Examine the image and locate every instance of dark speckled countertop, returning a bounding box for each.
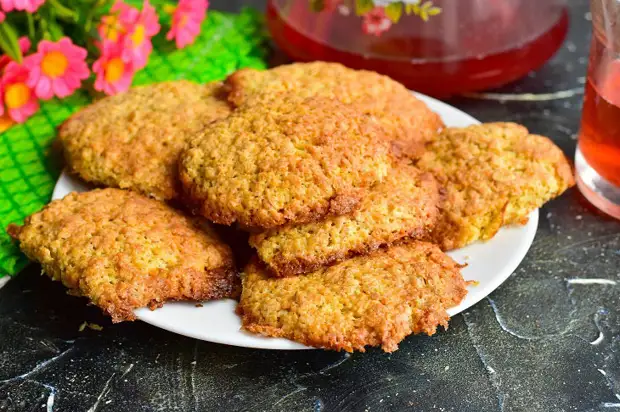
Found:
[2,1,620,411]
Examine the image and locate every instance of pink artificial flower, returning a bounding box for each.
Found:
[24,37,89,100]
[362,7,392,37]
[2,61,39,123]
[98,1,138,43]
[0,10,5,22]
[121,0,160,69]
[0,0,44,13]
[0,36,31,71]
[93,41,135,96]
[166,0,208,49]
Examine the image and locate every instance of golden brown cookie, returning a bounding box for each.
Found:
[58,81,231,200]
[238,241,467,352]
[179,96,392,229]
[416,122,575,250]
[249,164,440,277]
[226,62,444,157]
[7,189,237,322]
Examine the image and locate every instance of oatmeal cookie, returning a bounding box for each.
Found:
[7,188,237,322]
[416,122,575,250]
[58,81,231,200]
[238,241,467,352]
[226,62,443,157]
[179,96,392,228]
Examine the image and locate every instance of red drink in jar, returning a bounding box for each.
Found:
[579,44,620,186]
[266,0,568,97]
[575,0,620,218]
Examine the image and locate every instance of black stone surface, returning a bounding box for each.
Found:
[2,1,620,411]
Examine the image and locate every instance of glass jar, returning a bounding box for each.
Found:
[266,0,569,97]
[574,0,620,219]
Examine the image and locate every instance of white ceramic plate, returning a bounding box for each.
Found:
[52,93,538,350]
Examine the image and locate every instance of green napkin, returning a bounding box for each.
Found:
[0,9,269,277]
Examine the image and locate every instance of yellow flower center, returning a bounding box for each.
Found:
[104,16,121,41]
[41,51,68,78]
[104,58,125,83]
[109,28,120,42]
[5,83,30,109]
[131,24,145,46]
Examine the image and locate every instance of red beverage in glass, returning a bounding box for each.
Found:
[575,0,620,219]
[578,40,620,186]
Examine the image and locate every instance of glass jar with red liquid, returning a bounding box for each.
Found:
[266,0,568,97]
[575,0,620,219]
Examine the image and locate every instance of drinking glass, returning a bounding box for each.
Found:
[575,0,620,219]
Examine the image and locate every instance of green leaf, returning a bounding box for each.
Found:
[309,0,324,12]
[355,0,374,15]
[385,3,403,22]
[0,22,23,63]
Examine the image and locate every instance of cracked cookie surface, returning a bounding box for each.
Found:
[8,188,237,322]
[179,96,392,229]
[238,241,467,352]
[227,62,443,157]
[416,122,575,250]
[59,81,231,200]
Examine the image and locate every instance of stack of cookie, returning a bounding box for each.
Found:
[8,62,575,352]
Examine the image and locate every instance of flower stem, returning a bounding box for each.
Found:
[48,0,78,22]
[26,13,35,39]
